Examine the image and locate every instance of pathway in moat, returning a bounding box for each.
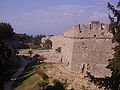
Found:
[4,56,30,90]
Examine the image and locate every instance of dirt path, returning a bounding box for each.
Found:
[4,56,30,90]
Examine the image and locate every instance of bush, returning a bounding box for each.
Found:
[53,79,61,84]
[28,50,33,56]
[53,79,65,90]
[38,80,49,87]
[33,54,40,58]
[44,39,52,49]
[41,72,49,80]
[81,85,89,90]
[55,47,61,52]
[33,54,46,63]
[70,88,75,90]
[36,70,49,80]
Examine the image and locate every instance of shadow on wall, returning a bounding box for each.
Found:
[43,39,52,49]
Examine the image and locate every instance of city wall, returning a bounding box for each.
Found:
[48,21,116,77]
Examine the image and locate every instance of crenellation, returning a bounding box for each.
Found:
[63,21,113,38]
[43,21,116,77]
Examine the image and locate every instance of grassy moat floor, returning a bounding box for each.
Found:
[12,49,104,90]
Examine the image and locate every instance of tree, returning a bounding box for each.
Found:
[28,50,33,56]
[33,54,46,63]
[0,22,14,66]
[0,22,15,89]
[44,39,52,49]
[106,2,120,90]
[87,1,120,90]
[0,22,14,41]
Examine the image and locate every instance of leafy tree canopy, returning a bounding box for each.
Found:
[0,22,15,89]
[0,22,14,41]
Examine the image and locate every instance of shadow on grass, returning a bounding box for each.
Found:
[13,62,45,88]
[5,64,20,81]
[13,72,35,88]
[45,79,65,90]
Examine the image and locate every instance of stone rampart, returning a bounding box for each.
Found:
[50,35,64,50]
[49,21,116,77]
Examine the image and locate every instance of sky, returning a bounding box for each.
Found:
[0,0,118,35]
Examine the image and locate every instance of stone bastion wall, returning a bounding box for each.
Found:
[49,21,116,77]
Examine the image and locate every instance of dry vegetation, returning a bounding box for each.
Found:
[13,49,104,90]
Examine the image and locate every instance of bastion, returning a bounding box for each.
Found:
[44,21,116,77]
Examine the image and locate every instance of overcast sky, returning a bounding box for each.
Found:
[0,0,118,35]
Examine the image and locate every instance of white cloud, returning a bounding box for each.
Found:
[11,4,109,34]
[50,5,91,10]
[49,5,94,16]
[95,0,109,2]
[91,12,108,21]
[18,4,93,25]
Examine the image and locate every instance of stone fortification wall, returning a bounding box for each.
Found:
[50,35,74,67]
[50,35,64,50]
[47,21,116,77]
[64,21,112,38]
[62,37,74,67]
[64,24,81,37]
[70,38,115,77]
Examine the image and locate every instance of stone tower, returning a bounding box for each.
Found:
[50,21,116,77]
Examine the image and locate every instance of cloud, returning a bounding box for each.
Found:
[49,5,94,16]
[17,4,94,25]
[90,12,109,23]
[10,4,109,35]
[95,0,109,2]
[50,5,91,10]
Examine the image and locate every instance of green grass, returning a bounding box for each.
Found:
[12,62,51,90]
[39,48,47,50]
[16,48,30,51]
[13,73,41,90]
[31,47,53,50]
[12,61,69,90]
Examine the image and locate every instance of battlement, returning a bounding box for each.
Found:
[63,21,112,38]
[43,21,115,77]
[64,21,108,32]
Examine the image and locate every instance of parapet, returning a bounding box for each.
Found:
[88,21,100,25]
[63,24,82,37]
[63,21,112,38]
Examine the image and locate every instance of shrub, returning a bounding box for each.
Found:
[36,70,49,80]
[41,72,49,80]
[70,88,75,90]
[33,54,46,63]
[53,79,65,90]
[28,50,33,56]
[38,80,49,90]
[81,85,88,90]
[53,79,61,84]
[44,79,66,90]
[33,54,40,58]
[55,47,61,52]
[38,80,49,87]
[44,39,52,49]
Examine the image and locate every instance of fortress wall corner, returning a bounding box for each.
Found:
[70,38,115,77]
[62,37,74,68]
[49,21,116,77]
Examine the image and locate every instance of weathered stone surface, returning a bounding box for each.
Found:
[47,21,116,77]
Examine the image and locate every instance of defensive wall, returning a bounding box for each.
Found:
[47,21,116,77]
